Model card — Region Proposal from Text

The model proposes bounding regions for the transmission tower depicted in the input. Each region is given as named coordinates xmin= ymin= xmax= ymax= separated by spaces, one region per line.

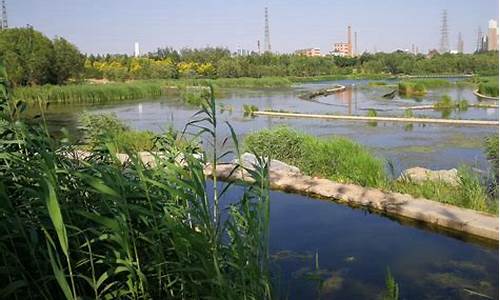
xmin=439 ymin=10 xmax=449 ymax=53
xmin=264 ymin=7 xmax=271 ymax=52
xmin=1 ymin=0 xmax=7 ymax=30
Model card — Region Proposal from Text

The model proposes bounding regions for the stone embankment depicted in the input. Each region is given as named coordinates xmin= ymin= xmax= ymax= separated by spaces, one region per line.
xmin=299 ymin=85 xmax=346 ymax=100
xmin=206 ymin=153 xmax=499 ymax=242
xmin=71 ymin=151 xmax=499 ymax=241
xmin=253 ymin=111 xmax=499 ymax=126
xmin=473 ymin=89 xmax=500 ymax=101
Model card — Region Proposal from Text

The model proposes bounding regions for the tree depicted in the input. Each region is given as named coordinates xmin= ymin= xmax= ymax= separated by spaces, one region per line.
xmin=53 ymin=37 xmax=85 ymax=84
xmin=0 ymin=27 xmax=54 ymax=86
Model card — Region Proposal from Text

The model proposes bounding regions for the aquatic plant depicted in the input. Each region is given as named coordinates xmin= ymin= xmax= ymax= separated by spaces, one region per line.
xmin=244 ymin=126 xmax=388 ymax=187
xmin=382 ymin=268 xmax=399 ymax=300
xmin=79 ymin=112 xmax=156 ymax=152
xmin=243 ymin=104 xmax=259 ymax=116
xmin=0 ymin=70 xmax=273 ymax=298
xmin=398 ymin=81 xmax=427 ymax=97
xmin=478 ymin=81 xmax=499 ymax=97
xmin=433 ymin=95 xmax=453 ymax=109
xmin=12 ymin=80 xmax=164 ymax=104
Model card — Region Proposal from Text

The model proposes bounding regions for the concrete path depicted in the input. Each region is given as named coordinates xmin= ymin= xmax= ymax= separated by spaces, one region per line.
xmin=206 ymin=161 xmax=499 ymax=242
xmin=253 ymin=111 xmax=499 ymax=126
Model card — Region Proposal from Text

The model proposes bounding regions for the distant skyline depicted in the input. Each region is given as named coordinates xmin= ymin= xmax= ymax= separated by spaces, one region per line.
xmin=7 ymin=0 xmax=499 ymax=55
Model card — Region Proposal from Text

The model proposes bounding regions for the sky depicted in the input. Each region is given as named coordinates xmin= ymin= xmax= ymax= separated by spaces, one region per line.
xmin=7 ymin=0 xmax=499 ymax=55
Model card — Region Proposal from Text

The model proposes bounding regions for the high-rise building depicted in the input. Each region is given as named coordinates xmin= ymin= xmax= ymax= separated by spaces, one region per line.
xmin=457 ymin=32 xmax=464 ymax=53
xmin=134 ymin=42 xmax=140 ymax=57
xmin=487 ymin=19 xmax=498 ymax=51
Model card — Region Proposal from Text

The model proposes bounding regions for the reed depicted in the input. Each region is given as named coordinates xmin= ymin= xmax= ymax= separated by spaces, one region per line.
xmin=244 ymin=126 xmax=388 ymax=187
xmin=0 ymin=71 xmax=273 ymax=299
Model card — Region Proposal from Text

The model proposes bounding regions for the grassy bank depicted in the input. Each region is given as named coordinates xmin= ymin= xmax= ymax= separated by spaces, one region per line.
xmin=244 ymin=127 xmax=498 ymax=213
xmin=245 ymin=127 xmax=387 ymax=187
xmin=478 ymin=80 xmax=499 ymax=97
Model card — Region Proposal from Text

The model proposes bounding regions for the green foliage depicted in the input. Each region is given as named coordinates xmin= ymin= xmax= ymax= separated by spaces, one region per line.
xmin=0 ymin=27 xmax=56 ymax=85
xmin=244 ymin=127 xmax=388 ymax=187
xmin=392 ymin=167 xmax=497 ymax=214
xmin=243 ymin=104 xmax=259 ymax=116
xmin=367 ymin=109 xmax=378 ymax=117
xmin=485 ymin=135 xmax=499 ymax=183
xmin=403 ymin=109 xmax=414 ymax=118
xmin=179 ymin=85 xmax=211 ymax=106
xmin=398 ymin=81 xmax=427 ymax=97
xmin=382 ymin=269 xmax=399 ymax=300
xmin=79 ymin=113 xmax=155 ymax=152
xmin=478 ymin=81 xmax=499 ymax=97
xmin=0 ymin=73 xmax=273 ymax=298
xmin=53 ymin=37 xmax=85 ymax=84
xmin=433 ymin=95 xmax=469 ymax=111
xmin=434 ymin=95 xmax=453 ymax=108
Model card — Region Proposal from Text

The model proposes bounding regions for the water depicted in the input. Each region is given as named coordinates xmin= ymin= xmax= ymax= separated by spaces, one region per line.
xmin=41 ymin=80 xmax=498 ymax=174
xmin=222 ymin=184 xmax=498 ymax=299
xmin=40 ymin=80 xmax=499 ymax=298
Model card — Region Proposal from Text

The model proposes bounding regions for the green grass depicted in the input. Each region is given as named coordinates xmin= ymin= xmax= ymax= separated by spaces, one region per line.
xmin=398 ymin=79 xmax=452 ymax=97
xmin=478 ymin=81 xmax=499 ymax=97
xmin=13 ymin=80 xmax=164 ymax=104
xmin=433 ymin=95 xmax=469 ymax=111
xmin=244 ymin=127 xmax=388 ymax=187
xmin=392 ymin=167 xmax=497 ymax=214
xmin=244 ymin=127 xmax=498 ymax=214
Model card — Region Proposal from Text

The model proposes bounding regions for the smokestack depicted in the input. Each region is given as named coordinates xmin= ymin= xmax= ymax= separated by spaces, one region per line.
xmin=347 ymin=26 xmax=352 ymax=56
xmin=354 ymin=31 xmax=357 ymax=56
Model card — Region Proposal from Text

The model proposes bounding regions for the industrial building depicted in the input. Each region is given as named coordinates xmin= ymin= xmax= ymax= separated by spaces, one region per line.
xmin=330 ymin=26 xmax=354 ymax=57
xmin=295 ymin=48 xmax=322 ymax=57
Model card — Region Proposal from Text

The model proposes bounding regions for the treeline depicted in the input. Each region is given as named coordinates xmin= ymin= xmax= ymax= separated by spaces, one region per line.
xmin=0 ymin=27 xmax=85 ymax=86
xmin=1 ymin=27 xmax=498 ymax=86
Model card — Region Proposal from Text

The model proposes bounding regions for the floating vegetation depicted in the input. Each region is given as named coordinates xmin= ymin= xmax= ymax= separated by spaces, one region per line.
xmin=243 ymin=104 xmax=259 ymax=117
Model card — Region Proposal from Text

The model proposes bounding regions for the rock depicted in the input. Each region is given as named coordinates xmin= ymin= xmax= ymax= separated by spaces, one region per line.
xmin=234 ymin=152 xmax=301 ymax=175
xmin=399 ymin=167 xmax=459 ymax=186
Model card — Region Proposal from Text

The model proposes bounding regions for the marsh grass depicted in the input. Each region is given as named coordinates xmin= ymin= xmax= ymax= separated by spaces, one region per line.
xmin=0 ymin=69 xmax=273 ymax=299
xmin=392 ymin=167 xmax=497 ymax=214
xmin=244 ymin=126 xmax=388 ymax=187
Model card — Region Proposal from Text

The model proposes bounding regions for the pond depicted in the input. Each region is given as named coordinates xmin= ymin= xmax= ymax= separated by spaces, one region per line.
xmin=41 ymin=79 xmax=498 ymax=175
xmin=222 ymin=183 xmax=498 ymax=299
xmin=39 ymin=79 xmax=499 ymax=298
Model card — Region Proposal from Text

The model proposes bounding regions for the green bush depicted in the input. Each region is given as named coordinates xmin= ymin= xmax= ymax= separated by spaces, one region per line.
xmin=79 ymin=112 xmax=155 ymax=151
xmin=244 ymin=127 xmax=387 ymax=187
xmin=478 ymin=81 xmax=499 ymax=97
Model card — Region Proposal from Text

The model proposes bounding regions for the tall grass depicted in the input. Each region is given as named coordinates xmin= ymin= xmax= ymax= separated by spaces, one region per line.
xmin=244 ymin=126 xmax=388 ymax=187
xmin=398 ymin=79 xmax=452 ymax=97
xmin=13 ymin=81 xmax=164 ymax=104
xmin=478 ymin=81 xmax=499 ymax=97
xmin=392 ymin=167 xmax=497 ymax=214
xmin=0 ymin=69 xmax=273 ymax=299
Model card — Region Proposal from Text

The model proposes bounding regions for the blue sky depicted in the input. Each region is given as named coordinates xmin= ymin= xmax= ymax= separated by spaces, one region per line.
xmin=7 ymin=0 xmax=499 ymax=55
